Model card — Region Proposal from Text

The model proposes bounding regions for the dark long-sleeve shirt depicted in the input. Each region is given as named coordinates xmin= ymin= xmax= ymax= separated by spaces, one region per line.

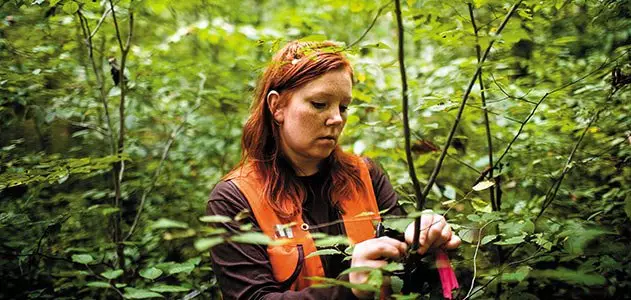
xmin=206 ymin=159 xmax=404 ymax=299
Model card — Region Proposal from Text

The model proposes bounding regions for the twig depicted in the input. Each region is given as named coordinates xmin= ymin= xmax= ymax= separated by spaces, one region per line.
xmin=90 ymin=7 xmax=113 ymax=38
xmin=108 ymin=0 xmax=134 ymax=271
xmin=536 ymin=104 xmax=609 ymax=220
xmin=346 ymin=1 xmax=394 ymax=49
xmin=464 ymin=220 xmax=497 ymax=299
xmin=124 ymin=74 xmax=206 ymax=241
xmin=394 ymin=0 xmax=426 ymax=251
xmin=468 ymin=3 xmax=496 ymax=212
xmin=77 ymin=10 xmax=116 ymax=153
xmin=410 ymin=0 xmax=524 ymax=251
xmin=492 ymin=49 xmax=630 ymax=170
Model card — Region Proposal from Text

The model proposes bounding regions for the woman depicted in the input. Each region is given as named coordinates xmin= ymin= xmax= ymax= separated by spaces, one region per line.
xmin=207 ymin=40 xmax=461 ymax=299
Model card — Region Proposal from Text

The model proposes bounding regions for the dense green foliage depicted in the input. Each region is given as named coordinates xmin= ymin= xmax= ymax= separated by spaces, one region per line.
xmin=1 ymin=0 xmax=630 ymax=299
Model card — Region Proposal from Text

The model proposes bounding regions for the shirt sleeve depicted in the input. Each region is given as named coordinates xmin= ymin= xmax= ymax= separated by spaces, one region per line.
xmin=365 ymin=158 xmax=407 ymax=217
xmin=206 ymin=181 xmax=359 ymax=300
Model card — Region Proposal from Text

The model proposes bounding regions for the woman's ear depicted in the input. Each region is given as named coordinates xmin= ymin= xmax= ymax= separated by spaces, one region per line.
xmin=267 ymin=90 xmax=284 ymax=124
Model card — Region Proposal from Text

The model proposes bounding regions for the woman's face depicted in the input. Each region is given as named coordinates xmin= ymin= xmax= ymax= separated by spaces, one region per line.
xmin=271 ymin=68 xmax=352 ymax=174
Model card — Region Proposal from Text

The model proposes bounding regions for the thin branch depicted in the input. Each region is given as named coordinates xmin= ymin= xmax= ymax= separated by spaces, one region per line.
xmin=536 ymin=104 xmax=608 ymax=220
xmin=108 ymin=0 xmax=134 ymax=271
xmin=77 ymin=10 xmax=116 ymax=153
xmin=492 ymin=49 xmax=630 ymax=170
xmin=464 ymin=220 xmax=497 ymax=299
xmin=124 ymin=74 xmax=207 ymax=241
xmin=465 ymin=103 xmax=524 ymax=124
xmin=346 ymin=1 xmax=393 ymax=49
xmin=410 ymin=0 xmax=524 ymax=250
xmin=90 ymin=7 xmax=113 ymax=38
xmin=394 ymin=0 xmax=425 ymax=252
xmin=490 ymin=73 xmax=538 ymax=104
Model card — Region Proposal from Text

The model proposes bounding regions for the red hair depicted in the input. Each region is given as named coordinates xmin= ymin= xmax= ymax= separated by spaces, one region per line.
xmin=234 ymin=40 xmax=364 ymax=220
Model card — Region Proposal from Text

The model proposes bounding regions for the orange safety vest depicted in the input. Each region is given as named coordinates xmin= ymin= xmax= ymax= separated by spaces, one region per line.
xmin=224 ymin=156 xmax=381 ymax=290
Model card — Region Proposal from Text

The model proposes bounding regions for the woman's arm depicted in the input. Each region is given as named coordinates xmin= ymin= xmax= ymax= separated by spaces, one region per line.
xmin=207 ymin=181 xmax=359 ymax=300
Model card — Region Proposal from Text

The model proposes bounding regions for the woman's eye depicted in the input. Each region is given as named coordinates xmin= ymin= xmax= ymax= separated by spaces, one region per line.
xmin=340 ymin=105 xmax=348 ymax=113
xmin=311 ymin=102 xmax=326 ymax=109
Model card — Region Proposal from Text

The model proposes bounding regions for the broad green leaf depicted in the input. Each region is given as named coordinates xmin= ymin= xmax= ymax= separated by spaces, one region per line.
xmin=151 ymin=218 xmax=188 ymax=230
xmin=199 ymin=215 xmax=232 ymax=223
xmin=139 ymin=267 xmax=163 ymax=280
xmin=230 ymin=232 xmax=273 ymax=245
xmin=101 ymin=269 xmax=124 ymax=280
xmin=71 ymin=254 xmax=94 ymax=264
xmin=314 ymin=235 xmax=350 ymax=247
xmin=194 ymin=237 xmax=223 ymax=252
xmin=381 ymin=262 xmax=404 ymax=273
xmin=149 ymin=285 xmax=190 ymax=293
xmin=305 ymin=248 xmax=342 ymax=259
xmin=123 ymin=288 xmax=164 ymax=299
xmin=495 ymin=235 xmax=525 ymax=245
xmin=62 ymin=2 xmax=79 ymax=14
xmin=501 ymin=266 xmax=531 ymax=282
xmin=481 ymin=234 xmax=497 ymax=245
xmin=457 ymin=229 xmax=475 ymax=244
xmin=534 ymin=233 xmax=553 ymax=251
xmin=308 ymin=276 xmax=379 ymax=293
xmin=472 ymin=180 xmax=495 ymax=191
xmin=167 ymin=263 xmax=194 ymax=275
xmin=87 ymin=281 xmax=111 ymax=288
xmin=530 ymin=268 xmax=606 ymax=286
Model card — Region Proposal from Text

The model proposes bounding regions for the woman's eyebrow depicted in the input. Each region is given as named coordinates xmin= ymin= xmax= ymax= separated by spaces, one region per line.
xmin=307 ymin=91 xmax=352 ymax=101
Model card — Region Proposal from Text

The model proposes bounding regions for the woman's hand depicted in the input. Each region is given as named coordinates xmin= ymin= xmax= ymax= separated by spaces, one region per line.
xmin=349 ymin=236 xmax=407 ymax=299
xmin=404 ymin=212 xmax=461 ymax=255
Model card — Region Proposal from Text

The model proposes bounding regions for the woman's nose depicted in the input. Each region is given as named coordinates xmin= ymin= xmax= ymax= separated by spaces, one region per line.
xmin=325 ymin=109 xmax=344 ymax=126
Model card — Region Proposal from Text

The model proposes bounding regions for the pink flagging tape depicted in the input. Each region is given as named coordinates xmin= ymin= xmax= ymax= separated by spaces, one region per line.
xmin=436 ymin=250 xmax=459 ymax=299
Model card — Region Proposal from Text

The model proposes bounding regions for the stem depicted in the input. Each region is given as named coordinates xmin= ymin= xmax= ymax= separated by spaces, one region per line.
xmin=77 ymin=10 xmax=116 ymax=153
xmin=393 ymin=0 xmax=425 ymax=251
xmin=411 ymin=0 xmax=523 ymax=250
xmin=346 ymin=1 xmax=393 ymax=49
xmin=536 ymin=104 xmax=608 ymax=220
xmin=109 ymin=0 xmax=134 ymax=271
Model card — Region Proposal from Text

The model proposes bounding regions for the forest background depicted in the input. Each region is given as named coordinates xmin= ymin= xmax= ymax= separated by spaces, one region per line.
xmin=1 ymin=0 xmax=630 ymax=299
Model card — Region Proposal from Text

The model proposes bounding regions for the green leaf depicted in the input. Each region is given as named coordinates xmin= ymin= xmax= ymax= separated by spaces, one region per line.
xmin=481 ymin=234 xmax=497 ymax=245
xmin=305 ymin=248 xmax=342 ymax=258
xmin=101 ymin=269 xmax=124 ymax=280
xmin=534 ymin=233 xmax=553 ymax=251
xmin=381 ymin=262 xmax=404 ymax=273
xmin=62 ymin=2 xmax=79 ymax=14
xmin=194 ymin=237 xmax=223 ymax=252
xmin=123 ymin=288 xmax=164 ymax=299
xmin=530 ymin=268 xmax=606 ymax=286
xmin=151 ymin=218 xmax=188 ymax=230
xmin=230 ymin=232 xmax=273 ymax=245
xmin=495 ymin=235 xmax=525 ymax=245
xmin=457 ymin=229 xmax=475 ymax=244
xmin=139 ymin=267 xmax=163 ymax=280
xmin=314 ymin=235 xmax=350 ymax=247
xmin=149 ymin=285 xmax=190 ymax=293
xmin=71 ymin=254 xmax=94 ymax=264
xmin=87 ymin=281 xmax=111 ymax=288
xmin=472 ymin=180 xmax=495 ymax=191
xmin=167 ymin=263 xmax=194 ymax=275
xmin=199 ymin=215 xmax=232 ymax=223
xmin=501 ymin=266 xmax=531 ymax=282
xmin=391 ymin=276 xmax=404 ymax=294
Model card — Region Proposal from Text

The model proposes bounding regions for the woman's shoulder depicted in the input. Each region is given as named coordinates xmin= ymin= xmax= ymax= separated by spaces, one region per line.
xmin=206 ymin=180 xmax=252 ymax=220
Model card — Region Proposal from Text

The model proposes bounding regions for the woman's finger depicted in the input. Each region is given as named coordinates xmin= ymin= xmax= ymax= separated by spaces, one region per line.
xmin=418 ymin=213 xmax=434 ymax=254
xmin=443 ymin=233 xmax=461 ymax=250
